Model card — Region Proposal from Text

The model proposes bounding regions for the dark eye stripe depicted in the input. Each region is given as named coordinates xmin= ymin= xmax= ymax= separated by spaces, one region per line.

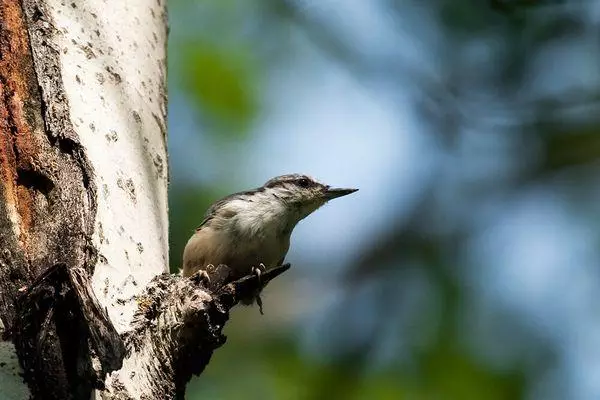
xmin=297 ymin=178 xmax=310 ymax=187
xmin=264 ymin=174 xmax=316 ymax=188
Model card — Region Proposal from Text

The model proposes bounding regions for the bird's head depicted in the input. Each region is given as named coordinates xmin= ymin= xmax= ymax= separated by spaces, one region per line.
xmin=262 ymin=174 xmax=358 ymax=221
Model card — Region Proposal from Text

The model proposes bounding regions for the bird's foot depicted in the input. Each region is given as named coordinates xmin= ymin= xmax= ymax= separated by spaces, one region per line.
xmin=251 ymin=264 xmax=266 ymax=315
xmin=252 ymin=263 xmax=267 ymax=282
xmin=196 ymin=265 xmax=212 ymax=286
xmin=256 ymin=294 xmax=264 ymax=315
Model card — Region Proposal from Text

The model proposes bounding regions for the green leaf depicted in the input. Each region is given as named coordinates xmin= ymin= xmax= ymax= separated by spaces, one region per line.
xmin=178 ymin=42 xmax=258 ymax=137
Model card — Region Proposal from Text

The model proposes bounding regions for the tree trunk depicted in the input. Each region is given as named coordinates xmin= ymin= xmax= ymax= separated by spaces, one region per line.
xmin=0 ymin=1 xmax=286 ymax=398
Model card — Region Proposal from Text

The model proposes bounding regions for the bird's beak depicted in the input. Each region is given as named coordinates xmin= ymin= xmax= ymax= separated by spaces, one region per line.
xmin=324 ymin=187 xmax=358 ymax=200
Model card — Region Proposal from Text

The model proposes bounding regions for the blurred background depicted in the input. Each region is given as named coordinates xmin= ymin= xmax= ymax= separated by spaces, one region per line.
xmin=167 ymin=1 xmax=600 ymax=399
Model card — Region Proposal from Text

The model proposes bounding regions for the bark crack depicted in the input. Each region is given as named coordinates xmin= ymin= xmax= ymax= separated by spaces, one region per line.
xmin=11 ymin=261 xmax=290 ymax=400
xmin=0 ymin=1 xmax=100 ymax=398
xmin=104 ymin=263 xmax=291 ymax=400
xmin=13 ymin=264 xmax=125 ymax=400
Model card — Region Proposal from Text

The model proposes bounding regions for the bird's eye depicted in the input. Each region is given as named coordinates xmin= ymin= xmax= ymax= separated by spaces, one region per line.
xmin=298 ymin=178 xmax=310 ymax=188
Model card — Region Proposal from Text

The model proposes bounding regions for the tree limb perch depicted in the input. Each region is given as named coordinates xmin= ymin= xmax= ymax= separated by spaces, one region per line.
xmin=12 ymin=262 xmax=290 ymax=399
xmin=107 ymin=263 xmax=291 ymax=399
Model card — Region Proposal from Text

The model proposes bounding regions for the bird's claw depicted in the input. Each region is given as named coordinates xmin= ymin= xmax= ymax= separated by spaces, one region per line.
xmin=252 ymin=263 xmax=267 ymax=282
xmin=251 ymin=264 xmax=267 ymax=315
xmin=256 ymin=294 xmax=264 ymax=315
xmin=200 ymin=270 xmax=211 ymax=285
xmin=196 ymin=265 xmax=212 ymax=286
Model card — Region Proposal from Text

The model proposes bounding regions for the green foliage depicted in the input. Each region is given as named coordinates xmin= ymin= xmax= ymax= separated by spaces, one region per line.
xmin=419 ymin=342 xmax=526 ymax=400
xmin=169 ymin=0 xmax=600 ymax=399
xmin=540 ymin=129 xmax=600 ymax=172
xmin=177 ymin=42 xmax=258 ymax=137
xmin=188 ymin=334 xmax=525 ymax=400
xmin=439 ymin=0 xmax=505 ymax=34
xmin=168 ymin=185 xmax=219 ymax=272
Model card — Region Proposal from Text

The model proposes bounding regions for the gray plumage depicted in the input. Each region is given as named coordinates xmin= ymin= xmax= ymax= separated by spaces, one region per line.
xmin=182 ymin=174 xmax=357 ymax=311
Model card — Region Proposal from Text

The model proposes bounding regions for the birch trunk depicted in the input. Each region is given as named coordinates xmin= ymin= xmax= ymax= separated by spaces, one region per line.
xmin=0 ymin=1 xmax=285 ymax=399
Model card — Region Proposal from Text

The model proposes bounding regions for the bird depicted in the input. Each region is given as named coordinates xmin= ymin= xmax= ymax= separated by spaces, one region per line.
xmin=181 ymin=173 xmax=358 ymax=313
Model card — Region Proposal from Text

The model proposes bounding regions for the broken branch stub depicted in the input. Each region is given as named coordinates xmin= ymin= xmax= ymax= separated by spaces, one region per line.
xmin=106 ymin=263 xmax=291 ymax=399
xmin=13 ymin=264 xmax=125 ymax=399
xmin=11 ymin=262 xmax=290 ymax=399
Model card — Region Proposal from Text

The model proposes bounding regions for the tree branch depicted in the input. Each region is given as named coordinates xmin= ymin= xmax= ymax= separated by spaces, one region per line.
xmin=12 ymin=262 xmax=291 ymax=400
xmin=107 ymin=263 xmax=290 ymax=399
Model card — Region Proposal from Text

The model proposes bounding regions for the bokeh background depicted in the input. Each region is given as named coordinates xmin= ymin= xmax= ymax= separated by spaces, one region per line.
xmin=167 ymin=1 xmax=600 ymax=399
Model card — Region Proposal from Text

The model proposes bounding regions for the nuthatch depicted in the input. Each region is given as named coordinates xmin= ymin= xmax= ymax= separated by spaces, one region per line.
xmin=182 ymin=174 xmax=358 ymax=313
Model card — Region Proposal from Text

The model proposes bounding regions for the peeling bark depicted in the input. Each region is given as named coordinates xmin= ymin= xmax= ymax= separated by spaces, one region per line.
xmin=104 ymin=264 xmax=290 ymax=400
xmin=13 ymin=264 xmax=124 ymax=399
xmin=9 ymin=259 xmax=289 ymax=399
xmin=0 ymin=0 xmax=99 ymax=397
xmin=0 ymin=0 xmax=280 ymax=398
xmin=0 ymin=0 xmax=97 ymax=333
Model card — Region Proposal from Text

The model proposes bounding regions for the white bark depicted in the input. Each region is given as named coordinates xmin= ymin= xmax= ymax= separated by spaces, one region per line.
xmin=43 ymin=0 xmax=169 ymax=331
xmin=0 ymin=2 xmax=290 ymax=398
xmin=34 ymin=0 xmax=170 ymax=395
xmin=1 ymin=0 xmax=166 ymax=397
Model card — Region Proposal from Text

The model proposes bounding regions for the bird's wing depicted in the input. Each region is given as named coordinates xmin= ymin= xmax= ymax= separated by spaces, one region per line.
xmin=196 ymin=187 xmax=265 ymax=230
